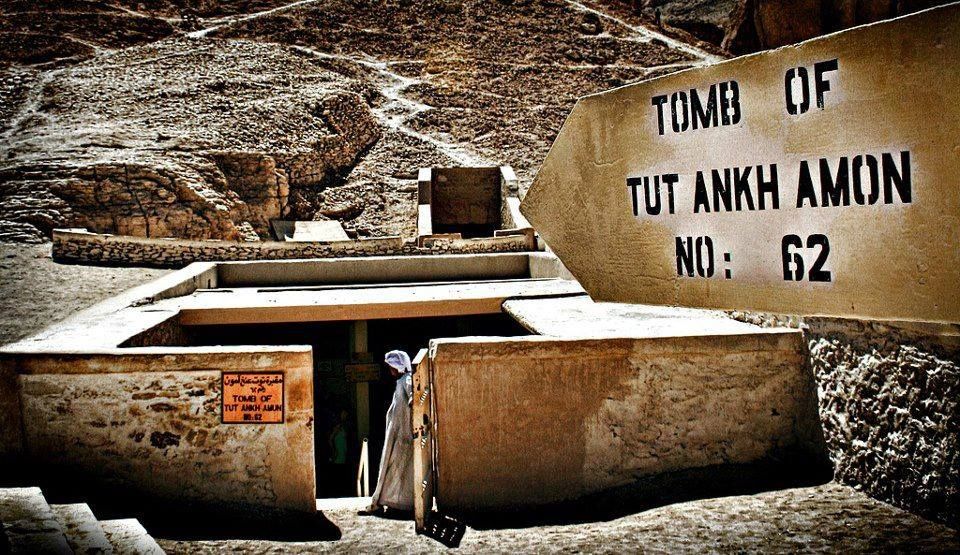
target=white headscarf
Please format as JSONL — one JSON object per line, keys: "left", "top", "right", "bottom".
{"left": 384, "top": 350, "right": 411, "bottom": 374}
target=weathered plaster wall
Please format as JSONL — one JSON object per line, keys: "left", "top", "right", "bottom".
{"left": 9, "top": 348, "right": 316, "bottom": 514}
{"left": 52, "top": 228, "right": 535, "bottom": 268}
{"left": 430, "top": 167, "right": 502, "bottom": 231}
{"left": 429, "top": 332, "right": 822, "bottom": 511}
{"left": 805, "top": 318, "right": 959, "bottom": 527}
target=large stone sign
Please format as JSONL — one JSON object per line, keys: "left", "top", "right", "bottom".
{"left": 522, "top": 5, "right": 960, "bottom": 323}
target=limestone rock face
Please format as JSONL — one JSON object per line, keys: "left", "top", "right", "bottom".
{"left": 0, "top": 38, "right": 381, "bottom": 241}
{"left": 628, "top": 0, "right": 951, "bottom": 53}
{"left": 806, "top": 318, "right": 959, "bottom": 527}
{"left": 723, "top": 0, "right": 951, "bottom": 53}
{"left": 0, "top": 1, "right": 175, "bottom": 65}
{"left": 0, "top": 162, "right": 240, "bottom": 240}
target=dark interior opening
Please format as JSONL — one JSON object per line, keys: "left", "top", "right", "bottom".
{"left": 429, "top": 167, "right": 503, "bottom": 238}
{"left": 185, "top": 313, "right": 531, "bottom": 499}
{"left": 431, "top": 223, "right": 499, "bottom": 239}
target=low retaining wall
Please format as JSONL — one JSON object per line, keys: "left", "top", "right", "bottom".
{"left": 424, "top": 331, "right": 823, "bottom": 511}
{"left": 806, "top": 318, "right": 959, "bottom": 527}
{"left": 2, "top": 347, "right": 316, "bottom": 515}
{"left": 52, "top": 228, "right": 535, "bottom": 268}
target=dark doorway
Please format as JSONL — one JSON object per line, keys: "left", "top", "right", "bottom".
{"left": 184, "top": 313, "right": 530, "bottom": 499}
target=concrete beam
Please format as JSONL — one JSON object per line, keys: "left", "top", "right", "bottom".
{"left": 216, "top": 253, "right": 530, "bottom": 287}
{"left": 175, "top": 279, "right": 585, "bottom": 326}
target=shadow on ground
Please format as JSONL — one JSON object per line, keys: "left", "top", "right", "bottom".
{"left": 459, "top": 456, "right": 834, "bottom": 530}
{"left": 4, "top": 454, "right": 832, "bottom": 541}
{"left": 3, "top": 466, "right": 342, "bottom": 542}
{"left": 139, "top": 508, "right": 343, "bottom": 542}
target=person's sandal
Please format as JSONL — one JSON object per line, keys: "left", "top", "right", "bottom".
{"left": 357, "top": 506, "right": 383, "bottom": 516}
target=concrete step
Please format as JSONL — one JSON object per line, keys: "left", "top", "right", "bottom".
{"left": 100, "top": 518, "right": 164, "bottom": 554}
{"left": 51, "top": 503, "right": 114, "bottom": 554}
{"left": 0, "top": 486, "right": 72, "bottom": 553}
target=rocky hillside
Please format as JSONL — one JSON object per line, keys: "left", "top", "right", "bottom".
{"left": 627, "top": 0, "right": 951, "bottom": 54}
{"left": 0, "top": 0, "right": 718, "bottom": 242}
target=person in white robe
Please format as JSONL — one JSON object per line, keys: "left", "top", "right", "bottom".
{"left": 365, "top": 349, "right": 414, "bottom": 515}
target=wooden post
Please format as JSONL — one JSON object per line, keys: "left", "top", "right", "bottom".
{"left": 412, "top": 347, "right": 434, "bottom": 532}
{"left": 356, "top": 438, "right": 370, "bottom": 497}
{"left": 351, "top": 321, "right": 370, "bottom": 444}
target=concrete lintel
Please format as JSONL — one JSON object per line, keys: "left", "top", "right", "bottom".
{"left": 175, "top": 278, "right": 585, "bottom": 326}
{"left": 217, "top": 253, "right": 531, "bottom": 287}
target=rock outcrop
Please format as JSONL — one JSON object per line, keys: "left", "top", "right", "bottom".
{"left": 806, "top": 318, "right": 959, "bottom": 528}
{"left": 725, "top": 0, "right": 952, "bottom": 53}
{"left": 624, "top": 0, "right": 951, "bottom": 54}
{"left": 0, "top": 38, "right": 381, "bottom": 241}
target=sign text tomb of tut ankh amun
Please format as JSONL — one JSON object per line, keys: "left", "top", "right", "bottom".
{"left": 522, "top": 4, "right": 960, "bottom": 323}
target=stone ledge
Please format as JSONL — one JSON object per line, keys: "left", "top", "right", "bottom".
{"left": 52, "top": 228, "right": 535, "bottom": 268}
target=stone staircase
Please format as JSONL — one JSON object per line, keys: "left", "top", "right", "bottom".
{"left": 0, "top": 487, "right": 163, "bottom": 554}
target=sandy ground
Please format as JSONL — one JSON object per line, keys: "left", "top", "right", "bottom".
{"left": 156, "top": 483, "right": 958, "bottom": 553}
{"left": 0, "top": 243, "right": 170, "bottom": 345}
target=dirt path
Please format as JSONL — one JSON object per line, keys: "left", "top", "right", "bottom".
{"left": 186, "top": 0, "right": 327, "bottom": 39}
{"left": 299, "top": 46, "right": 491, "bottom": 167}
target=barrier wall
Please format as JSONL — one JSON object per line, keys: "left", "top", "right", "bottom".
{"left": 425, "top": 332, "right": 822, "bottom": 511}
{"left": 4, "top": 347, "right": 316, "bottom": 514}
{"left": 52, "top": 228, "right": 535, "bottom": 268}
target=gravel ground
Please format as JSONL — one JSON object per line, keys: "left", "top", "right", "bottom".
{"left": 0, "top": 243, "right": 170, "bottom": 345}
{"left": 156, "top": 483, "right": 958, "bottom": 553}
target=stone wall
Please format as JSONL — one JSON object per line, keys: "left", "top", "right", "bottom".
{"left": 428, "top": 331, "right": 823, "bottom": 511}
{"left": 805, "top": 318, "right": 959, "bottom": 527}
{"left": 52, "top": 228, "right": 536, "bottom": 268}
{"left": 7, "top": 347, "right": 316, "bottom": 514}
